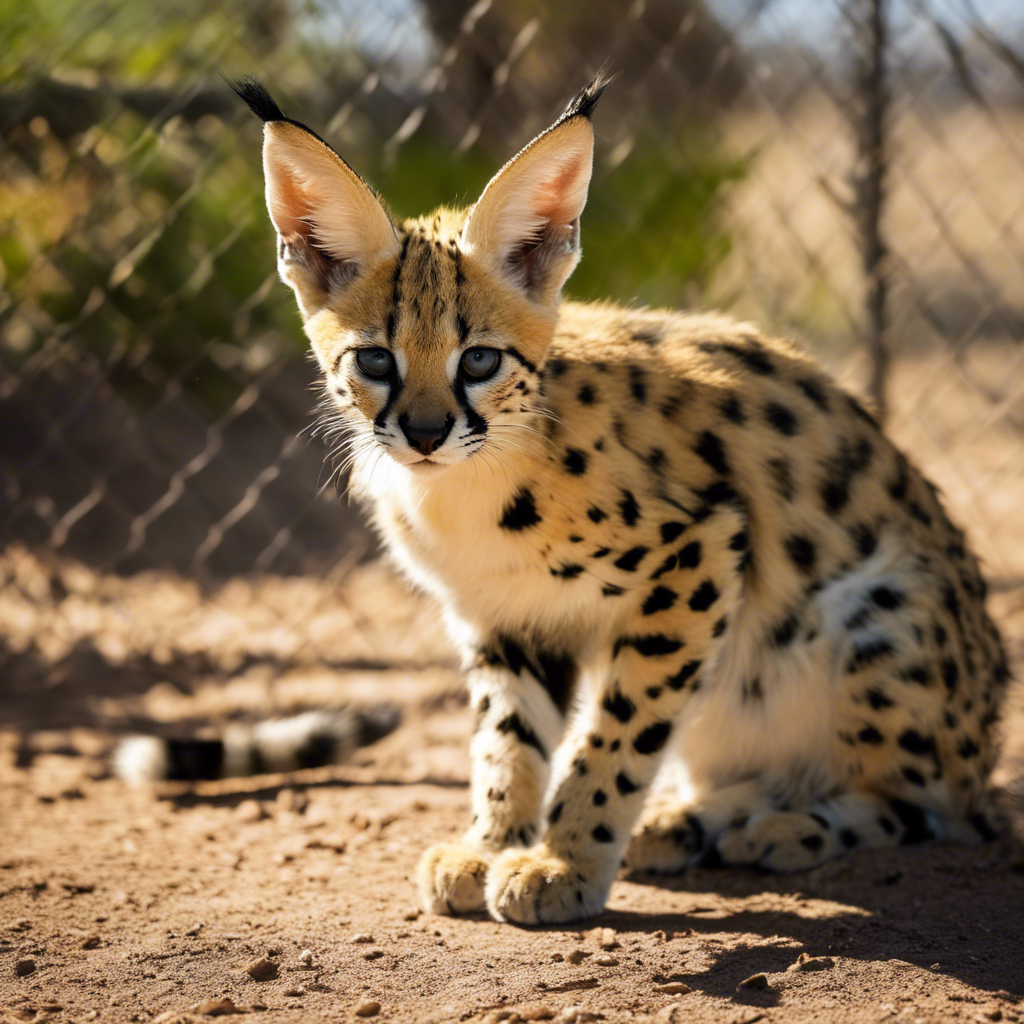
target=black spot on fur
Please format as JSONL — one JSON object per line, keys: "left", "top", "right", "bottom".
{"left": 705, "top": 340, "right": 774, "bottom": 375}
{"left": 765, "top": 401, "right": 799, "bottom": 436}
{"left": 839, "top": 828, "right": 859, "bottom": 848}
{"left": 603, "top": 687, "right": 636, "bottom": 724}
{"left": 549, "top": 802, "right": 563, "bottom": 824}
{"left": 866, "top": 688, "right": 895, "bottom": 709}
{"left": 497, "top": 713, "right": 546, "bottom": 759}
{"left": 821, "top": 438, "right": 874, "bottom": 514}
{"left": 499, "top": 488, "right": 541, "bottom": 531}
{"left": 677, "top": 541, "right": 702, "bottom": 570}
{"left": 898, "top": 730, "right": 935, "bottom": 756}
{"left": 577, "top": 383, "right": 596, "bottom": 405}
{"left": 619, "top": 634, "right": 684, "bottom": 657}
{"left": 958, "top": 737, "right": 980, "bottom": 759}
{"left": 797, "top": 377, "right": 829, "bottom": 411}
{"left": 941, "top": 658, "right": 959, "bottom": 692}
{"left": 614, "top": 546, "right": 649, "bottom": 572}
{"left": 643, "top": 587, "right": 678, "bottom": 615}
{"left": 592, "top": 824, "right": 615, "bottom": 843}
{"left": 899, "top": 665, "right": 930, "bottom": 686}
{"left": 800, "top": 834, "right": 824, "bottom": 853}
{"left": 850, "top": 523, "right": 878, "bottom": 558}
{"left": 858, "top": 726, "right": 884, "bottom": 744}
{"left": 602, "top": 584, "right": 625, "bottom": 597}
{"left": 688, "top": 579, "right": 720, "bottom": 612}
{"left": 660, "top": 522, "right": 686, "bottom": 544}
{"left": 785, "top": 535, "right": 817, "bottom": 573}
{"left": 619, "top": 490, "right": 641, "bottom": 526}
{"left": 587, "top": 505, "right": 607, "bottom": 523}
{"left": 629, "top": 365, "right": 647, "bottom": 403}
{"left": 666, "top": 660, "right": 702, "bottom": 690}
{"left": 632, "top": 328, "right": 662, "bottom": 346}
{"left": 694, "top": 431, "right": 729, "bottom": 475}
{"left": 901, "top": 766, "right": 927, "bottom": 787}
{"left": 633, "top": 721, "right": 672, "bottom": 755}
{"left": 847, "top": 638, "right": 895, "bottom": 672}
{"left": 615, "top": 771, "right": 639, "bottom": 795}
{"left": 712, "top": 616, "right": 728, "bottom": 638}
{"left": 551, "top": 562, "right": 584, "bottom": 580}
{"left": 593, "top": 790, "right": 607, "bottom": 806}
{"left": 720, "top": 394, "right": 746, "bottom": 424}
{"left": 729, "top": 531, "right": 749, "bottom": 552}
{"left": 564, "top": 448, "right": 588, "bottom": 475}
{"left": 871, "top": 585, "right": 904, "bottom": 609}
{"left": 771, "top": 613, "right": 799, "bottom": 647}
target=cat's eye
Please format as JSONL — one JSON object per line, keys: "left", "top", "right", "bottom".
{"left": 461, "top": 348, "right": 502, "bottom": 381}
{"left": 356, "top": 348, "right": 395, "bottom": 379}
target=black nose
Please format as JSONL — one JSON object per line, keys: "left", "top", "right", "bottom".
{"left": 398, "top": 413, "right": 454, "bottom": 456}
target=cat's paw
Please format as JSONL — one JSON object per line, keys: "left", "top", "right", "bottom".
{"left": 623, "top": 802, "right": 707, "bottom": 874}
{"left": 417, "top": 842, "right": 492, "bottom": 915}
{"left": 717, "top": 811, "right": 832, "bottom": 871}
{"left": 485, "top": 846, "right": 608, "bottom": 925}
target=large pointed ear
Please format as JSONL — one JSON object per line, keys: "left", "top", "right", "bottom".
{"left": 461, "top": 73, "right": 608, "bottom": 305}
{"left": 232, "top": 79, "right": 400, "bottom": 318}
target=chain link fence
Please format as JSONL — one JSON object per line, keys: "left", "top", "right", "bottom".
{"left": 1, "top": 0, "right": 1023, "bottom": 729}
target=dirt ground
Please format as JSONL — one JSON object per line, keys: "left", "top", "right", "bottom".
{"left": 2, "top": 547, "right": 1024, "bottom": 1024}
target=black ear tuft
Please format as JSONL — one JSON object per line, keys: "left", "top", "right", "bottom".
{"left": 560, "top": 67, "right": 613, "bottom": 123}
{"left": 230, "top": 76, "right": 286, "bottom": 123}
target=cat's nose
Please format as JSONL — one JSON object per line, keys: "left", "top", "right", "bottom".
{"left": 399, "top": 413, "right": 454, "bottom": 456}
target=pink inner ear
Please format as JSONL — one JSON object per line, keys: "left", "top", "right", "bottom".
{"left": 268, "top": 161, "right": 318, "bottom": 240}
{"left": 535, "top": 155, "right": 585, "bottom": 222}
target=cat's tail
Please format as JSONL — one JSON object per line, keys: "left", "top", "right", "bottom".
{"left": 113, "top": 705, "right": 400, "bottom": 783}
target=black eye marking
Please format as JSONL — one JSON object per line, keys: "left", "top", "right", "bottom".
{"left": 461, "top": 348, "right": 502, "bottom": 380}
{"left": 355, "top": 347, "right": 395, "bottom": 380}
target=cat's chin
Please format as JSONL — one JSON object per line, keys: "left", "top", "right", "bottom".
{"left": 405, "top": 458, "right": 450, "bottom": 475}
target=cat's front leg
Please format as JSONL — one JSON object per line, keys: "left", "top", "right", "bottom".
{"left": 487, "top": 525, "right": 743, "bottom": 924}
{"left": 417, "top": 645, "right": 568, "bottom": 914}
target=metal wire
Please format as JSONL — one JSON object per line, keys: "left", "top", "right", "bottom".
{"left": 1, "top": 0, "right": 1022, "bottom": 694}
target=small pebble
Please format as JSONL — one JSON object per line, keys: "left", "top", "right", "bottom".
{"left": 351, "top": 933, "right": 376, "bottom": 944}
{"left": 598, "top": 928, "right": 619, "bottom": 950}
{"left": 654, "top": 982, "right": 692, "bottom": 995}
{"left": 738, "top": 972, "right": 769, "bottom": 991}
{"left": 363, "top": 950, "right": 384, "bottom": 961}
{"left": 298, "top": 949, "right": 314, "bottom": 966}
{"left": 354, "top": 1000, "right": 381, "bottom": 1017}
{"left": 244, "top": 957, "right": 278, "bottom": 981}
{"left": 81, "top": 934, "right": 101, "bottom": 950}
{"left": 565, "top": 949, "right": 592, "bottom": 965}
{"left": 185, "top": 923, "right": 204, "bottom": 937}
{"left": 193, "top": 997, "right": 245, "bottom": 1016}
{"left": 788, "top": 953, "right": 834, "bottom": 972}
{"left": 403, "top": 910, "right": 420, "bottom": 921}
{"left": 14, "top": 959, "right": 36, "bottom": 977}
{"left": 282, "top": 987, "right": 304, "bottom": 998}
{"left": 594, "top": 955, "right": 618, "bottom": 967}
{"left": 234, "top": 800, "right": 267, "bottom": 823}
{"left": 550, "top": 952, "right": 564, "bottom": 962}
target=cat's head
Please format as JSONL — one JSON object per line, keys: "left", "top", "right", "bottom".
{"left": 235, "top": 75, "right": 606, "bottom": 471}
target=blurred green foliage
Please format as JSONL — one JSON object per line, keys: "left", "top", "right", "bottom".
{"left": 0, "top": 0, "right": 745, "bottom": 414}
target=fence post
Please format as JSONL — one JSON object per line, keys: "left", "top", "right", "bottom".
{"left": 852, "top": 0, "right": 890, "bottom": 419}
